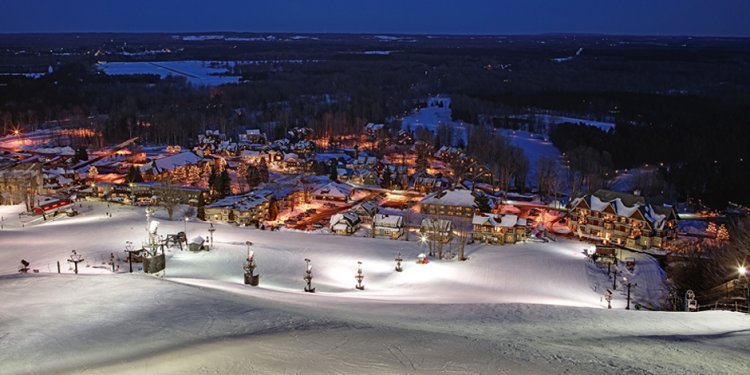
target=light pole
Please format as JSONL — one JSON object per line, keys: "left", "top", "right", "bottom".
{"left": 124, "top": 241, "right": 138, "bottom": 273}
{"left": 612, "top": 269, "right": 618, "bottom": 290}
{"left": 355, "top": 261, "right": 365, "bottom": 290}
{"left": 625, "top": 278, "right": 637, "bottom": 310}
{"left": 303, "top": 258, "right": 315, "bottom": 293}
{"left": 208, "top": 223, "right": 216, "bottom": 250}
{"left": 395, "top": 251, "right": 403, "bottom": 272}
{"left": 184, "top": 216, "right": 189, "bottom": 238}
{"left": 243, "top": 242, "right": 258, "bottom": 286}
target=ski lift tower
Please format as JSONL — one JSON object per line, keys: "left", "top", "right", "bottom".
{"left": 67, "top": 250, "right": 84, "bottom": 274}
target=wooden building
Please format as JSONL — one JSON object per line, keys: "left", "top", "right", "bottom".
{"left": 567, "top": 189, "right": 678, "bottom": 250}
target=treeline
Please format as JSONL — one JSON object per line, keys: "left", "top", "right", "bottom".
{"left": 548, "top": 106, "right": 750, "bottom": 206}
{"left": 0, "top": 56, "right": 426, "bottom": 145}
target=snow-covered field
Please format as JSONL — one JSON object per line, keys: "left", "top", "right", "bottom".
{"left": 97, "top": 61, "right": 241, "bottom": 86}
{"left": 498, "top": 129, "right": 564, "bottom": 189}
{"left": 1, "top": 201, "right": 749, "bottom": 374}
{"left": 401, "top": 97, "right": 469, "bottom": 146}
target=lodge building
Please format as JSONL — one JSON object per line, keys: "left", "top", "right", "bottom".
{"left": 567, "top": 189, "right": 678, "bottom": 250}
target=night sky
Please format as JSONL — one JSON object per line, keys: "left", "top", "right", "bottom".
{"left": 2, "top": 0, "right": 749, "bottom": 36}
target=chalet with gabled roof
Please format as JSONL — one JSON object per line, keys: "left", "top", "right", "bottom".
{"left": 373, "top": 213, "right": 405, "bottom": 239}
{"left": 330, "top": 211, "right": 361, "bottom": 235}
{"left": 312, "top": 182, "right": 354, "bottom": 202}
{"left": 567, "top": 189, "right": 678, "bottom": 250}
{"left": 472, "top": 213, "right": 528, "bottom": 245}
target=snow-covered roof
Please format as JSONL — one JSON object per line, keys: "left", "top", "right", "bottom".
{"left": 283, "top": 153, "right": 299, "bottom": 161}
{"left": 575, "top": 189, "right": 677, "bottom": 230}
{"left": 421, "top": 188, "right": 476, "bottom": 207}
{"left": 330, "top": 211, "right": 360, "bottom": 227}
{"left": 313, "top": 182, "right": 353, "bottom": 198}
{"left": 206, "top": 192, "right": 269, "bottom": 211}
{"left": 614, "top": 198, "right": 639, "bottom": 218}
{"left": 473, "top": 213, "right": 522, "bottom": 228}
{"left": 590, "top": 195, "right": 611, "bottom": 212}
{"left": 472, "top": 214, "right": 496, "bottom": 226}
{"left": 374, "top": 214, "right": 403, "bottom": 227}
{"left": 644, "top": 205, "right": 668, "bottom": 230}
{"left": 34, "top": 146, "right": 75, "bottom": 156}
{"left": 352, "top": 200, "right": 378, "bottom": 214}
{"left": 141, "top": 152, "right": 202, "bottom": 174}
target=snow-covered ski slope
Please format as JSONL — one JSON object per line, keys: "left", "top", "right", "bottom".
{"left": 1, "top": 201, "right": 749, "bottom": 374}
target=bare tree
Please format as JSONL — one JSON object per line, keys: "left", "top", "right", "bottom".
{"left": 452, "top": 216, "right": 471, "bottom": 261}
{"left": 536, "top": 156, "right": 558, "bottom": 200}
{"left": 422, "top": 217, "right": 451, "bottom": 258}
{"left": 159, "top": 177, "right": 182, "bottom": 221}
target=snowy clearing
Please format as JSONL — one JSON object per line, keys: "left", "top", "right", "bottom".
{"left": 498, "top": 129, "right": 564, "bottom": 189}
{"left": 97, "top": 61, "right": 241, "bottom": 86}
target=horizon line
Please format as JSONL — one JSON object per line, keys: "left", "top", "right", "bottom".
{"left": 1, "top": 30, "right": 749, "bottom": 39}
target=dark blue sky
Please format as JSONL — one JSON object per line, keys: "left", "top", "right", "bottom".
{"left": 3, "top": 0, "right": 749, "bottom": 36}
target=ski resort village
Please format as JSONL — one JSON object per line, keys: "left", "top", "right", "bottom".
{"left": 1, "top": 96, "right": 749, "bottom": 374}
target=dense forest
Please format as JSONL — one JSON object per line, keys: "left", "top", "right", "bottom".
{"left": 1, "top": 33, "right": 749, "bottom": 206}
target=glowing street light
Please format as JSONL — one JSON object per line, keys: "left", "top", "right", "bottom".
{"left": 355, "top": 261, "right": 365, "bottom": 290}
{"left": 739, "top": 266, "right": 747, "bottom": 278}
{"left": 208, "top": 223, "right": 216, "bottom": 250}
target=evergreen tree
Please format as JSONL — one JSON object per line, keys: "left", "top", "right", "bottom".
{"left": 258, "top": 158, "right": 269, "bottom": 183}
{"left": 208, "top": 170, "right": 217, "bottom": 194}
{"left": 126, "top": 166, "right": 144, "bottom": 183}
{"left": 329, "top": 161, "right": 338, "bottom": 182}
{"left": 246, "top": 164, "right": 261, "bottom": 188}
{"left": 312, "top": 161, "right": 328, "bottom": 175}
{"left": 218, "top": 170, "right": 231, "bottom": 197}
{"left": 475, "top": 194, "right": 491, "bottom": 213}
{"left": 197, "top": 193, "right": 206, "bottom": 221}
{"left": 381, "top": 167, "right": 392, "bottom": 189}
{"left": 74, "top": 147, "right": 89, "bottom": 163}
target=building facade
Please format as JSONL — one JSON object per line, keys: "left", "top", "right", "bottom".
{"left": 472, "top": 213, "right": 528, "bottom": 245}
{"left": 420, "top": 188, "right": 476, "bottom": 217}
{"left": 373, "top": 214, "right": 405, "bottom": 239}
{"left": 567, "top": 190, "right": 678, "bottom": 250}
